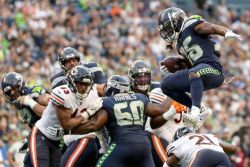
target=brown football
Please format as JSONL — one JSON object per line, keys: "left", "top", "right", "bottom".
{"left": 160, "top": 56, "right": 191, "bottom": 73}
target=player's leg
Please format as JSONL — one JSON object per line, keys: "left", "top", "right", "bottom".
{"left": 145, "top": 131, "right": 168, "bottom": 167}
{"left": 23, "top": 151, "right": 33, "bottom": 167}
{"left": 60, "top": 138, "right": 98, "bottom": 167}
{"left": 29, "top": 127, "right": 49, "bottom": 167}
{"left": 49, "top": 139, "right": 62, "bottom": 167}
{"left": 160, "top": 69, "right": 192, "bottom": 108}
{"left": 96, "top": 143, "right": 126, "bottom": 167}
{"left": 190, "top": 149, "right": 231, "bottom": 167}
{"left": 185, "top": 63, "right": 224, "bottom": 128}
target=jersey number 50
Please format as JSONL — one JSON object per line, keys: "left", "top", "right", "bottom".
{"left": 114, "top": 100, "right": 144, "bottom": 126}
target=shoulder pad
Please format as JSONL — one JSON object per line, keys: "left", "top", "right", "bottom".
{"left": 50, "top": 86, "right": 69, "bottom": 107}
{"left": 50, "top": 71, "right": 65, "bottom": 82}
{"left": 182, "top": 16, "right": 205, "bottom": 31}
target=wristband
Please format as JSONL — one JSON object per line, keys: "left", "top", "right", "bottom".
{"left": 26, "top": 98, "right": 37, "bottom": 109}
{"left": 163, "top": 106, "right": 176, "bottom": 120}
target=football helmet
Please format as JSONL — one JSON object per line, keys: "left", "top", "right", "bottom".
{"left": 105, "top": 75, "right": 130, "bottom": 96}
{"left": 1, "top": 72, "right": 25, "bottom": 102}
{"left": 173, "top": 126, "right": 195, "bottom": 142}
{"left": 128, "top": 60, "right": 151, "bottom": 92}
{"left": 158, "top": 7, "right": 187, "bottom": 44}
{"left": 58, "top": 47, "right": 80, "bottom": 71}
{"left": 68, "top": 65, "right": 93, "bottom": 98}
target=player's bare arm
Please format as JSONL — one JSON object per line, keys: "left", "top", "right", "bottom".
{"left": 194, "top": 22, "right": 229, "bottom": 36}
{"left": 219, "top": 141, "right": 237, "bottom": 154}
{"left": 36, "top": 93, "right": 50, "bottom": 106}
{"left": 55, "top": 105, "right": 85, "bottom": 130}
{"left": 18, "top": 95, "right": 46, "bottom": 117}
{"left": 95, "top": 83, "right": 106, "bottom": 97}
{"left": 166, "top": 154, "right": 179, "bottom": 167}
{"left": 194, "top": 22, "right": 241, "bottom": 40}
{"left": 70, "top": 109, "right": 109, "bottom": 134}
{"left": 145, "top": 98, "right": 173, "bottom": 117}
{"left": 150, "top": 101, "right": 186, "bottom": 129}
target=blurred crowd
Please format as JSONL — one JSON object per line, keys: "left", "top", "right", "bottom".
{"left": 0, "top": 0, "right": 249, "bottom": 166}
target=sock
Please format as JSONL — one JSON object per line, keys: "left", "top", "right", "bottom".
{"left": 190, "top": 77, "right": 204, "bottom": 108}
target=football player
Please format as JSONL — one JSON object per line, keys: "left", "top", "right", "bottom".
{"left": 158, "top": 7, "right": 241, "bottom": 128}
{"left": 164, "top": 126, "right": 237, "bottom": 167}
{"left": 67, "top": 75, "right": 182, "bottom": 167}
{"left": 50, "top": 47, "right": 106, "bottom": 94}
{"left": 128, "top": 60, "right": 188, "bottom": 166}
{"left": 1, "top": 72, "right": 50, "bottom": 167}
{"left": 33, "top": 65, "right": 100, "bottom": 167}
{"left": 128, "top": 60, "right": 169, "bottom": 166}
{"left": 50, "top": 46, "right": 108, "bottom": 154}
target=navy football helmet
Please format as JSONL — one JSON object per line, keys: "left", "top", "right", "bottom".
{"left": 1, "top": 72, "right": 25, "bottom": 102}
{"left": 105, "top": 75, "right": 130, "bottom": 96}
{"left": 128, "top": 60, "right": 151, "bottom": 92}
{"left": 173, "top": 126, "right": 195, "bottom": 142}
{"left": 158, "top": 7, "right": 187, "bottom": 44}
{"left": 68, "top": 65, "right": 93, "bottom": 98}
{"left": 59, "top": 47, "right": 80, "bottom": 71}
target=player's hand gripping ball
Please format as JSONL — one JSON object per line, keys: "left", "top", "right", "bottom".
{"left": 160, "top": 56, "right": 191, "bottom": 73}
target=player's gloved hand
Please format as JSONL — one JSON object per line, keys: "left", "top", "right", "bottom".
{"left": 18, "top": 95, "right": 37, "bottom": 109}
{"left": 46, "top": 126, "right": 64, "bottom": 137}
{"left": 225, "top": 30, "right": 242, "bottom": 40}
{"left": 81, "top": 97, "right": 103, "bottom": 121}
{"left": 19, "top": 138, "right": 29, "bottom": 153}
{"left": 171, "top": 101, "right": 187, "bottom": 113}
{"left": 149, "top": 88, "right": 167, "bottom": 104}
{"left": 159, "top": 61, "right": 169, "bottom": 74}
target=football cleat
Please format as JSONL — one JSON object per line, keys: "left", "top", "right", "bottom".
{"left": 183, "top": 113, "right": 201, "bottom": 130}
{"left": 199, "top": 105, "right": 212, "bottom": 124}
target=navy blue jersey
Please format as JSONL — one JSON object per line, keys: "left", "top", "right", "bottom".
{"left": 50, "top": 62, "right": 106, "bottom": 89}
{"left": 176, "top": 17, "right": 222, "bottom": 71}
{"left": 14, "top": 86, "right": 47, "bottom": 127}
{"left": 149, "top": 81, "right": 160, "bottom": 91}
{"left": 102, "top": 93, "right": 150, "bottom": 144}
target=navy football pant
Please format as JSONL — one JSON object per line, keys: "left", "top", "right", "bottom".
{"left": 146, "top": 131, "right": 169, "bottom": 167}
{"left": 23, "top": 151, "right": 33, "bottom": 167}
{"left": 60, "top": 138, "right": 98, "bottom": 167}
{"left": 96, "top": 142, "right": 155, "bottom": 167}
{"left": 190, "top": 149, "right": 231, "bottom": 167}
{"left": 29, "top": 127, "right": 61, "bottom": 167}
{"left": 161, "top": 63, "right": 225, "bottom": 108}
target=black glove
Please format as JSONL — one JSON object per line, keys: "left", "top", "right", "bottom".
{"left": 19, "top": 138, "right": 29, "bottom": 153}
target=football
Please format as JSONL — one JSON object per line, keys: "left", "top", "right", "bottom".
{"left": 160, "top": 56, "right": 191, "bottom": 73}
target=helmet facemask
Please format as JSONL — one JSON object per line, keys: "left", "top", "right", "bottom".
{"left": 59, "top": 47, "right": 81, "bottom": 72}
{"left": 158, "top": 7, "right": 187, "bottom": 44}
{"left": 132, "top": 73, "right": 151, "bottom": 91}
{"left": 68, "top": 66, "right": 93, "bottom": 99}
{"left": 1, "top": 72, "right": 25, "bottom": 102}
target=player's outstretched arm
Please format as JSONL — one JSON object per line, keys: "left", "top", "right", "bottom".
{"left": 194, "top": 22, "right": 241, "bottom": 40}
{"left": 219, "top": 141, "right": 237, "bottom": 154}
{"left": 71, "top": 109, "right": 109, "bottom": 134}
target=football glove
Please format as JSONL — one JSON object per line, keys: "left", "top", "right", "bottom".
{"left": 159, "top": 61, "right": 169, "bottom": 74}
{"left": 171, "top": 101, "right": 187, "bottom": 113}
{"left": 19, "top": 138, "right": 29, "bottom": 153}
{"left": 225, "top": 30, "right": 242, "bottom": 40}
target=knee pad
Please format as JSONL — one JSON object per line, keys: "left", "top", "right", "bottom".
{"left": 188, "top": 72, "right": 200, "bottom": 80}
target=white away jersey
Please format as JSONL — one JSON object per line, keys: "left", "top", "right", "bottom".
{"left": 36, "top": 85, "right": 99, "bottom": 142}
{"left": 167, "top": 133, "right": 224, "bottom": 167}
{"left": 145, "top": 88, "right": 185, "bottom": 143}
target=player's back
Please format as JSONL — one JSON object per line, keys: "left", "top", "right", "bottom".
{"left": 102, "top": 93, "right": 150, "bottom": 144}
{"left": 177, "top": 16, "right": 222, "bottom": 70}
{"left": 167, "top": 133, "right": 224, "bottom": 167}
